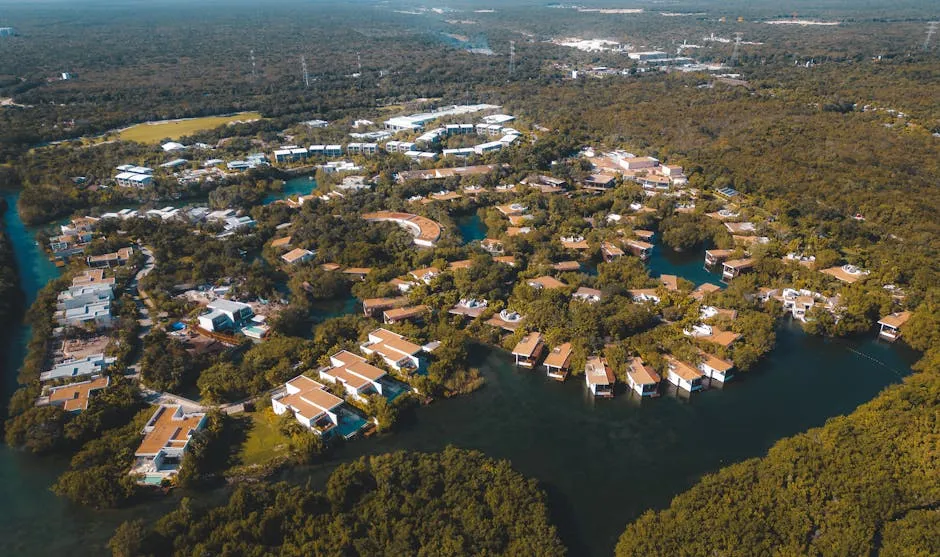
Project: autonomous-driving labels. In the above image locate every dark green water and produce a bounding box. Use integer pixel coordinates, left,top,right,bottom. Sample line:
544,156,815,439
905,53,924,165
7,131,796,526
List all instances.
0,192,920,556
455,213,487,243
262,175,318,204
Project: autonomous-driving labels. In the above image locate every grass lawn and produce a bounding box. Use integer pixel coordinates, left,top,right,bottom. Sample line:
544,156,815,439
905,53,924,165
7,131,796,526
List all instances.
238,408,292,466
117,111,263,144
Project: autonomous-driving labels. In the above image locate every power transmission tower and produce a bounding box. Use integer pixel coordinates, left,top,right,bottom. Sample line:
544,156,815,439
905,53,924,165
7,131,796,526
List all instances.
509,40,516,77
250,49,257,80
301,55,309,88
730,33,742,66
925,21,939,51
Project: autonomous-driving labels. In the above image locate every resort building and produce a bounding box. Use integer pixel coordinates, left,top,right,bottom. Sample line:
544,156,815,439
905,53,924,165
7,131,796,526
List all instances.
560,235,590,251
527,276,567,290
584,356,615,398
409,266,441,284
271,375,344,435
704,249,733,267
697,351,735,383
383,305,429,324
480,238,504,254
878,311,912,342
197,299,254,332
486,309,524,332
360,328,422,372
320,351,387,401
86,247,133,268
721,258,755,281
362,296,408,318
43,376,109,412
40,353,115,382
626,358,660,397
625,239,653,260
543,343,573,381
628,289,660,304
553,261,581,272
361,211,442,247
601,242,625,262
57,300,113,329
512,332,545,368
572,286,603,304
132,405,207,483
690,283,721,301
821,264,870,284
449,298,488,319
281,248,315,265
664,356,704,393
660,274,680,292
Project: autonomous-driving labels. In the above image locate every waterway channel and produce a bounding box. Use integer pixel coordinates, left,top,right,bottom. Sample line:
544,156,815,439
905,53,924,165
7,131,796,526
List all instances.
0,193,921,556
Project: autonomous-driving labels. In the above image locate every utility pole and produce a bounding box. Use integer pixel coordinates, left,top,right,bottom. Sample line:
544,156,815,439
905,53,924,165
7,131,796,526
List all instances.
301,55,309,88
730,33,742,66
925,21,939,51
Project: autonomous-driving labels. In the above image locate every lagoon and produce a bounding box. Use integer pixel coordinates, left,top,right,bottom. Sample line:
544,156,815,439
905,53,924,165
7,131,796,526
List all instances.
0,195,919,556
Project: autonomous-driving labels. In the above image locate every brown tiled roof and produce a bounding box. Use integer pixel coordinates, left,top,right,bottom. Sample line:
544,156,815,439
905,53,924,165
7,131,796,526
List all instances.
879,311,912,328
136,406,205,456
513,332,544,358
543,343,573,369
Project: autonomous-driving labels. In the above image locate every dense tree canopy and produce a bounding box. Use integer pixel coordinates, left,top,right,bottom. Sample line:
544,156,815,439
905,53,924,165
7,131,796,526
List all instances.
113,447,566,557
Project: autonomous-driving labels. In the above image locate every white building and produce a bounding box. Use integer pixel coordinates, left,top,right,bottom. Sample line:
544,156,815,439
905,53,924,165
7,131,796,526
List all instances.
132,405,207,483
197,299,254,332
271,375,345,435
319,351,387,401
40,353,115,382
360,328,422,372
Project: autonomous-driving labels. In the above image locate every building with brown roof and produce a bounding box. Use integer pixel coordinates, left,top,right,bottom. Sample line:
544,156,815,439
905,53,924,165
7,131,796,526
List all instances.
625,239,653,260
552,260,581,272
527,276,567,290
722,258,755,281
601,242,625,262
46,376,109,412
573,286,603,303
486,309,524,331
660,274,680,291
512,332,545,368
820,265,870,284
270,236,292,249
320,351,388,401
560,235,590,250
626,358,660,397
697,350,735,383
585,356,615,397
383,305,429,324
704,249,733,267
878,311,912,342
272,375,345,436
690,283,722,300
543,343,573,380
360,328,422,372
664,356,704,393
361,211,443,247
281,247,315,265
132,405,207,483
362,296,408,317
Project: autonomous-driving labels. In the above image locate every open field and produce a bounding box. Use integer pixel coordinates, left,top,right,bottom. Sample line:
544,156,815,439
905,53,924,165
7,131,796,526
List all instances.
238,409,291,466
116,112,263,144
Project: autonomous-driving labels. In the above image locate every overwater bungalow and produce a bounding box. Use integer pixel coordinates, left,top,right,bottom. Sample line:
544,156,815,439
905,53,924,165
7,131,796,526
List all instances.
512,332,545,368
721,258,755,281
585,356,615,398
543,343,573,381
664,356,704,393
878,311,912,342
626,358,660,397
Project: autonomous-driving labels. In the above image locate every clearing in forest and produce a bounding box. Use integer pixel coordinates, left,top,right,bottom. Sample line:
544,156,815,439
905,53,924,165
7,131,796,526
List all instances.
117,112,263,143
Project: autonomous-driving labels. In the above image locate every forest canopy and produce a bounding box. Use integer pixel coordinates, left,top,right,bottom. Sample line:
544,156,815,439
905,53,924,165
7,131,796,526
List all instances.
112,447,566,557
